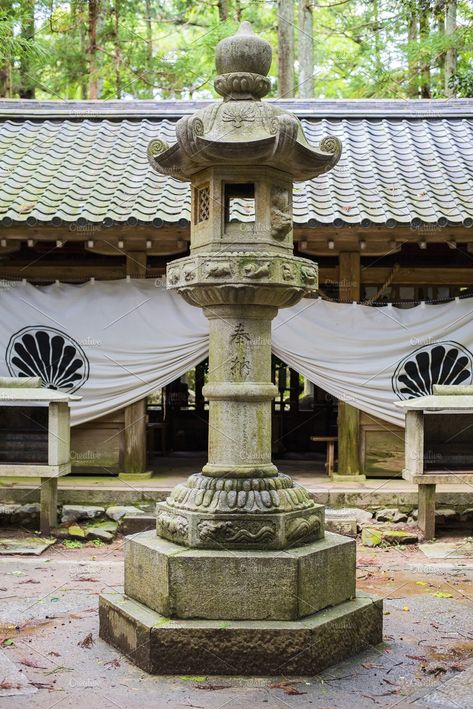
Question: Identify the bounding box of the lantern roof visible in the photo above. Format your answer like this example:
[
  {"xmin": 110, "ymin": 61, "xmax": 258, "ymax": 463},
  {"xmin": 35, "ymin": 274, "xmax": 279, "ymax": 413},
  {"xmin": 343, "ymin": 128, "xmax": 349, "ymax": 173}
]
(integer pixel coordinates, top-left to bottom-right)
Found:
[{"xmin": 147, "ymin": 22, "xmax": 342, "ymax": 182}]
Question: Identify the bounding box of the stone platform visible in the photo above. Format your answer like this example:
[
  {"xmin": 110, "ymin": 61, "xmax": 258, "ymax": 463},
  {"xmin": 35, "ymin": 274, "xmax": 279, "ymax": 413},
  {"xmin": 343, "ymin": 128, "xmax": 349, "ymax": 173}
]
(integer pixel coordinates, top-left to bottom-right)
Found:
[{"xmin": 99, "ymin": 591, "xmax": 383, "ymax": 676}]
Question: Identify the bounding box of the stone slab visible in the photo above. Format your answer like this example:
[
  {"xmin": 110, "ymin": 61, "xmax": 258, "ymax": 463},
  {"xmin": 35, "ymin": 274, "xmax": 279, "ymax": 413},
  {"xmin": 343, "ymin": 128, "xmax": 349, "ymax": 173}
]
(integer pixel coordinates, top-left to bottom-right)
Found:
[
  {"xmin": 124, "ymin": 530, "xmax": 356, "ymax": 620},
  {"xmin": 99, "ymin": 591, "xmax": 383, "ymax": 676},
  {"xmin": 0, "ymin": 649, "xmax": 37, "ymax": 697},
  {"xmin": 324, "ymin": 513, "xmax": 357, "ymax": 536},
  {"xmin": 0, "ymin": 536, "xmax": 56, "ymax": 555},
  {"xmin": 419, "ymin": 541, "xmax": 473, "ymax": 559},
  {"xmin": 420, "ymin": 661, "xmax": 473, "ymax": 708},
  {"xmin": 119, "ymin": 514, "xmax": 156, "ymax": 535}
]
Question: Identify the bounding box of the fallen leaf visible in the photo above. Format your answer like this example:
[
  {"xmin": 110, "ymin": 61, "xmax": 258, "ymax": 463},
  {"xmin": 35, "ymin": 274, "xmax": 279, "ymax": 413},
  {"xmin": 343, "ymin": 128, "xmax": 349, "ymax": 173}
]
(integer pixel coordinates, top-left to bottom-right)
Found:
[
  {"xmin": 269, "ymin": 681, "xmax": 307, "ymax": 695},
  {"xmin": 433, "ymin": 592, "xmax": 454, "ymax": 599},
  {"xmin": 19, "ymin": 580, "xmax": 40, "ymax": 585},
  {"xmin": 361, "ymin": 662, "xmax": 382, "ymax": 669},
  {"xmin": 78, "ymin": 632, "xmax": 94, "ymax": 648},
  {"xmin": 104, "ymin": 658, "xmax": 120, "ymax": 668},
  {"xmin": 2, "ymin": 639, "xmax": 14, "ymax": 646},
  {"xmin": 194, "ymin": 684, "xmax": 230, "ymax": 691},
  {"xmin": 423, "ymin": 663, "xmax": 448, "ymax": 676},
  {"xmin": 0, "ymin": 680, "xmax": 21, "ymax": 689},
  {"xmin": 179, "ymin": 675, "xmax": 208, "ymax": 682},
  {"xmin": 18, "ymin": 203, "xmax": 35, "ymax": 214},
  {"xmin": 450, "ymin": 663, "xmax": 465, "ymax": 672},
  {"xmin": 402, "ymin": 606, "xmax": 410, "ymax": 612},
  {"xmin": 416, "ymin": 581, "xmax": 427, "ymax": 586},
  {"xmin": 19, "ymin": 658, "xmax": 47, "ymax": 669},
  {"xmin": 48, "ymin": 651, "xmax": 60, "ymax": 657}
]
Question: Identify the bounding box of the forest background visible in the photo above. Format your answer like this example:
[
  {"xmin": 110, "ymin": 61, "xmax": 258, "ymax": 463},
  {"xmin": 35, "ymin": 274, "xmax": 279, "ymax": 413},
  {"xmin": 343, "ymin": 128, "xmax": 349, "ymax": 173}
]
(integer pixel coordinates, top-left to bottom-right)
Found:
[{"xmin": 0, "ymin": 1, "xmax": 471, "ymax": 102}]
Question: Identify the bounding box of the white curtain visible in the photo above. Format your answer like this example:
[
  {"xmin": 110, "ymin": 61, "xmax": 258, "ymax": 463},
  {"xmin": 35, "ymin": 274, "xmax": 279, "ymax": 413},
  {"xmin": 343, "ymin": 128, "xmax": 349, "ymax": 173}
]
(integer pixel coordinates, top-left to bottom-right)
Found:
[
  {"xmin": 273, "ymin": 297, "xmax": 473, "ymax": 426},
  {"xmin": 0, "ymin": 280, "xmax": 208, "ymax": 425},
  {"xmin": 0, "ymin": 279, "xmax": 472, "ymax": 427}
]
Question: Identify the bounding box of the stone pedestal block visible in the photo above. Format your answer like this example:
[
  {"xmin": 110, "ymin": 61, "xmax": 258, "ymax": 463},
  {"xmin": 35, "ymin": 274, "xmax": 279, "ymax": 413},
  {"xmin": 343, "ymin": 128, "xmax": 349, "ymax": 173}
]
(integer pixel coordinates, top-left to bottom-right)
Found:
[
  {"xmin": 99, "ymin": 591, "xmax": 383, "ymax": 676},
  {"xmin": 124, "ymin": 531, "xmax": 356, "ymax": 621},
  {"xmin": 156, "ymin": 501, "xmax": 324, "ymax": 550}
]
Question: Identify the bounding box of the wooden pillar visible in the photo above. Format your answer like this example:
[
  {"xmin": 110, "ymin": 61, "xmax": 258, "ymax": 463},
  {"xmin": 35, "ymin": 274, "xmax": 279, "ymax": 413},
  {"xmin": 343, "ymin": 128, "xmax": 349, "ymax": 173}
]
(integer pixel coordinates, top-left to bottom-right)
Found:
[
  {"xmin": 418, "ymin": 484, "xmax": 436, "ymax": 541},
  {"xmin": 334, "ymin": 251, "xmax": 365, "ymax": 481},
  {"xmin": 40, "ymin": 477, "xmax": 57, "ymax": 534},
  {"xmin": 121, "ymin": 251, "xmax": 150, "ymax": 478}
]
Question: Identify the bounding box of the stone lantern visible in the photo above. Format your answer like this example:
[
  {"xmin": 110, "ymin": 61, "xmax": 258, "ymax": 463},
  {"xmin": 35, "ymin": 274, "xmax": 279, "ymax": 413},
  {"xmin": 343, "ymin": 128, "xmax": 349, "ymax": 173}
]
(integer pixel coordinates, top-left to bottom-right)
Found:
[{"xmin": 100, "ymin": 22, "xmax": 382, "ymax": 675}]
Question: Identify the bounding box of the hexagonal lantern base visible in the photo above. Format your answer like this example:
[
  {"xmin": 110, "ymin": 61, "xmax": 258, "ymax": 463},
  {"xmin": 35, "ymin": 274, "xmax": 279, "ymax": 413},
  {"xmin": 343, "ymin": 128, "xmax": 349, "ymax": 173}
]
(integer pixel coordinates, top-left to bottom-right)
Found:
[
  {"xmin": 99, "ymin": 530, "xmax": 383, "ymax": 675},
  {"xmin": 99, "ymin": 591, "xmax": 383, "ymax": 676}
]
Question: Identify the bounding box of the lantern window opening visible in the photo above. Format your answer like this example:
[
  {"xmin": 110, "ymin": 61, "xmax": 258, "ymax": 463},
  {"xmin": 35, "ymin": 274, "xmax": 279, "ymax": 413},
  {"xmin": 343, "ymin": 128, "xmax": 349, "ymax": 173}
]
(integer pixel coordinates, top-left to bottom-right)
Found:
[
  {"xmin": 195, "ymin": 184, "xmax": 210, "ymax": 224},
  {"xmin": 224, "ymin": 182, "xmax": 255, "ymax": 224}
]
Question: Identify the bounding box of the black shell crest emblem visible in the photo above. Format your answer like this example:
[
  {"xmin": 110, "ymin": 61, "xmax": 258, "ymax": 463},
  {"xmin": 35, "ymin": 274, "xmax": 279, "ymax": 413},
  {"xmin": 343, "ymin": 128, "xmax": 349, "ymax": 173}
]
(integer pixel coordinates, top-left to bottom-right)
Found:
[
  {"xmin": 6, "ymin": 326, "xmax": 89, "ymax": 393},
  {"xmin": 392, "ymin": 341, "xmax": 473, "ymax": 400}
]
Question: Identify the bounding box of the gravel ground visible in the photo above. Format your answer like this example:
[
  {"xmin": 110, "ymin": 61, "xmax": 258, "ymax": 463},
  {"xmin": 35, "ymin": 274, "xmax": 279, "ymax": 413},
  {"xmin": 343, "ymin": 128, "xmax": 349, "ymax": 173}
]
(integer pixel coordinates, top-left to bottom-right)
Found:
[{"xmin": 0, "ymin": 533, "xmax": 472, "ymax": 709}]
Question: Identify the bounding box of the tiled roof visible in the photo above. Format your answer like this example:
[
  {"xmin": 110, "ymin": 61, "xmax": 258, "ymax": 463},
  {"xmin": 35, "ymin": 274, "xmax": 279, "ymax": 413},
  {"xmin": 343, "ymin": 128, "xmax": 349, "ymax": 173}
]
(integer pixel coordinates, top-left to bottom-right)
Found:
[{"xmin": 0, "ymin": 99, "xmax": 472, "ymax": 227}]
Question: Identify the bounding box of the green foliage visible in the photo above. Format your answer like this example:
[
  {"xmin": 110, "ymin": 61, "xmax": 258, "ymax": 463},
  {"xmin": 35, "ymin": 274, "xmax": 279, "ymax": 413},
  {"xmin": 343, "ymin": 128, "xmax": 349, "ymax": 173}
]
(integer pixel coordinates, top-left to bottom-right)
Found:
[
  {"xmin": 63, "ymin": 538, "xmax": 83, "ymax": 548},
  {"xmin": 0, "ymin": 0, "xmax": 471, "ymax": 99}
]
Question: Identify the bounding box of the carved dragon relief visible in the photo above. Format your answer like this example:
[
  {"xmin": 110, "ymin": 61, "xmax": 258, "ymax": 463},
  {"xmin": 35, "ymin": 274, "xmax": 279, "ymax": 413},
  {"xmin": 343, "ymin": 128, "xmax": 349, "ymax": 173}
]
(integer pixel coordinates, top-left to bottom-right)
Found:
[
  {"xmin": 197, "ymin": 519, "xmax": 276, "ymax": 544},
  {"xmin": 286, "ymin": 514, "xmax": 321, "ymax": 541},
  {"xmin": 156, "ymin": 511, "xmax": 189, "ymax": 539}
]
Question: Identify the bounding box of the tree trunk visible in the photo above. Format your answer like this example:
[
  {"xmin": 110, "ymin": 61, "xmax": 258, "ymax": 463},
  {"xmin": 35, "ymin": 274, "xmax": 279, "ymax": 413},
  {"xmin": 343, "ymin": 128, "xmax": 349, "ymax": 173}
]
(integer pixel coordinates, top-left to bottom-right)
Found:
[
  {"xmin": 235, "ymin": 0, "xmax": 242, "ymax": 22},
  {"xmin": 88, "ymin": 0, "xmax": 99, "ymax": 99},
  {"xmin": 278, "ymin": 0, "xmax": 294, "ymax": 97},
  {"xmin": 145, "ymin": 0, "xmax": 153, "ymax": 96},
  {"xmin": 373, "ymin": 0, "xmax": 382, "ymax": 81},
  {"xmin": 298, "ymin": 0, "xmax": 313, "ymax": 98},
  {"xmin": 419, "ymin": 0, "xmax": 431, "ymax": 98},
  {"xmin": 218, "ymin": 0, "xmax": 229, "ymax": 22},
  {"xmin": 0, "ymin": 1, "xmax": 13, "ymax": 98},
  {"xmin": 407, "ymin": 2, "xmax": 418, "ymax": 98},
  {"xmin": 445, "ymin": 0, "xmax": 457, "ymax": 96},
  {"xmin": 435, "ymin": 0, "xmax": 445, "ymax": 95},
  {"xmin": 113, "ymin": 0, "xmax": 121, "ymax": 98},
  {"xmin": 19, "ymin": 0, "xmax": 35, "ymax": 98}
]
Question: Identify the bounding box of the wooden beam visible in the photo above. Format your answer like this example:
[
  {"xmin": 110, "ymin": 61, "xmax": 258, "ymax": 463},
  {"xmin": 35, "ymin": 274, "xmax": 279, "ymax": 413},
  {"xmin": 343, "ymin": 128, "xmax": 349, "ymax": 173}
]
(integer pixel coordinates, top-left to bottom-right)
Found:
[
  {"xmin": 361, "ymin": 266, "xmax": 473, "ymax": 286},
  {"xmin": 418, "ymin": 484, "xmax": 436, "ymax": 541},
  {"xmin": 123, "ymin": 400, "xmax": 147, "ymax": 474},
  {"xmin": 0, "ymin": 224, "xmax": 190, "ymax": 241},
  {"xmin": 334, "ymin": 251, "xmax": 364, "ymax": 480},
  {"xmin": 126, "ymin": 251, "xmax": 147, "ymax": 278},
  {"xmin": 40, "ymin": 477, "xmax": 58, "ymax": 534},
  {"xmin": 294, "ymin": 224, "xmax": 473, "ymax": 241},
  {"xmin": 0, "ymin": 263, "xmax": 127, "ymax": 282},
  {"xmin": 122, "ymin": 250, "xmax": 150, "ymax": 477}
]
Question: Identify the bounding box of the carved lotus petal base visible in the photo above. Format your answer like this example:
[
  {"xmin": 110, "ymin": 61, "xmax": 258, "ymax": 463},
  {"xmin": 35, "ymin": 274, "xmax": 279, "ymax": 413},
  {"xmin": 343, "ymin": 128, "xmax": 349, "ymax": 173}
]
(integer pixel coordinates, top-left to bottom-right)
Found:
[
  {"xmin": 165, "ymin": 472, "xmax": 315, "ymax": 513},
  {"xmin": 156, "ymin": 497, "xmax": 324, "ymax": 551}
]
